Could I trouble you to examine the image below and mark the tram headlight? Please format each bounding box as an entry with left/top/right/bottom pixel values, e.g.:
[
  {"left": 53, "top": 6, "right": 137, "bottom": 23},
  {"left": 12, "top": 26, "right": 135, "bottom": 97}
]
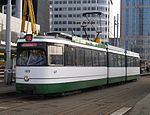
[{"left": 24, "top": 76, "right": 29, "bottom": 82}]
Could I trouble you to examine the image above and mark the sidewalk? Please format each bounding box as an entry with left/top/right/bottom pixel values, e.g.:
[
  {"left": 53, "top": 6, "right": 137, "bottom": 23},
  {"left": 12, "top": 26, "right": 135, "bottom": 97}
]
[
  {"left": 0, "top": 80, "right": 150, "bottom": 114},
  {"left": 129, "top": 94, "right": 150, "bottom": 115},
  {"left": 0, "top": 82, "right": 16, "bottom": 94}
]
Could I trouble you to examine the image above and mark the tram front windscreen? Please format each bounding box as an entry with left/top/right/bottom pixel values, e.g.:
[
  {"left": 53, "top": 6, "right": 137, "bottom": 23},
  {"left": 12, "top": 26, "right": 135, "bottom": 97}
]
[{"left": 16, "top": 42, "right": 47, "bottom": 66}]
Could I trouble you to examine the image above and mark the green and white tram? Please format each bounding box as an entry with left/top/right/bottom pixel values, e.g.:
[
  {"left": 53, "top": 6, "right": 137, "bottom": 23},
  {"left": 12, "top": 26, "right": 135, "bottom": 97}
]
[{"left": 16, "top": 32, "right": 140, "bottom": 94}]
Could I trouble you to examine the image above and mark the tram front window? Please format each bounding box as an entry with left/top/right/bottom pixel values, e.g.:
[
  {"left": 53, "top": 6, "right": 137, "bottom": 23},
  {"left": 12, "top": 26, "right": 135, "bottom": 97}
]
[{"left": 17, "top": 49, "right": 47, "bottom": 66}]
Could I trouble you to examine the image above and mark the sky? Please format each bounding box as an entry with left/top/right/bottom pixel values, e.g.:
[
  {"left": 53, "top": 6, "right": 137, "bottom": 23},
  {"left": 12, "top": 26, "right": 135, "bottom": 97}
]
[
  {"left": 110, "top": 0, "right": 121, "bottom": 38},
  {"left": 113, "top": 0, "right": 120, "bottom": 16}
]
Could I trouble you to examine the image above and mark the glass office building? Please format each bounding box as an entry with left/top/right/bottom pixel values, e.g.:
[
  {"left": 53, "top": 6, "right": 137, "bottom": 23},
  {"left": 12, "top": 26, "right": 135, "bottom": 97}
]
[{"left": 121, "top": 0, "right": 150, "bottom": 59}]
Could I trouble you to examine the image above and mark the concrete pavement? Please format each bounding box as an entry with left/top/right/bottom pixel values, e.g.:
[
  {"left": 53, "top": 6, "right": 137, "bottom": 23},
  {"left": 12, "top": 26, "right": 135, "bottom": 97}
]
[
  {"left": 0, "top": 82, "right": 16, "bottom": 94},
  {"left": 0, "top": 80, "right": 150, "bottom": 114},
  {"left": 129, "top": 94, "right": 150, "bottom": 115}
]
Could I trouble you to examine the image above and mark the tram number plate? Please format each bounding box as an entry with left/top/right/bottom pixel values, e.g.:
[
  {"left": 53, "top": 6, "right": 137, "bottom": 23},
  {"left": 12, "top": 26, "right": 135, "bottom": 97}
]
[{"left": 25, "top": 70, "right": 30, "bottom": 73}]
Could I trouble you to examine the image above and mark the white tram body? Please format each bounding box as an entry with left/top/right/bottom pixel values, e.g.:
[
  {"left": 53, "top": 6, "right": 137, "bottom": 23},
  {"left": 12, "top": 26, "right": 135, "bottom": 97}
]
[{"left": 16, "top": 33, "right": 140, "bottom": 94}]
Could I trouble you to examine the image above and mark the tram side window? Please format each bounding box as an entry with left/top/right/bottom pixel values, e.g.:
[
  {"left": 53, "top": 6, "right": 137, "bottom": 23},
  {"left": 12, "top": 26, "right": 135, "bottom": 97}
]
[
  {"left": 64, "top": 46, "right": 75, "bottom": 66},
  {"left": 99, "top": 51, "right": 106, "bottom": 66},
  {"left": 48, "top": 46, "right": 63, "bottom": 65},
  {"left": 131, "top": 57, "right": 134, "bottom": 67},
  {"left": 121, "top": 55, "right": 125, "bottom": 67},
  {"left": 114, "top": 54, "right": 118, "bottom": 67},
  {"left": 108, "top": 53, "right": 114, "bottom": 67},
  {"left": 133, "top": 57, "right": 139, "bottom": 67},
  {"left": 85, "top": 49, "right": 92, "bottom": 66},
  {"left": 118, "top": 55, "right": 122, "bottom": 67},
  {"left": 76, "top": 48, "right": 84, "bottom": 66},
  {"left": 109, "top": 53, "right": 118, "bottom": 67},
  {"left": 127, "top": 56, "right": 131, "bottom": 67},
  {"left": 135, "top": 58, "right": 140, "bottom": 67},
  {"left": 92, "top": 50, "right": 99, "bottom": 66},
  {"left": 133, "top": 57, "right": 136, "bottom": 67}
]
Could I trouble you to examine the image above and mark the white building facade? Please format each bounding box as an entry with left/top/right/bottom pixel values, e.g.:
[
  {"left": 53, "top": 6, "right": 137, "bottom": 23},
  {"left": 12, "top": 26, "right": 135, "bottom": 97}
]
[{"left": 50, "top": 0, "right": 112, "bottom": 41}]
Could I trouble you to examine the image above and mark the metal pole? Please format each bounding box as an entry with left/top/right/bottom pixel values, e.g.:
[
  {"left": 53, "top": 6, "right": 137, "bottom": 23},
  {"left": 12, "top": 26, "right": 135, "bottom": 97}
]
[
  {"left": 116, "top": 14, "right": 119, "bottom": 47},
  {"left": 114, "top": 16, "right": 116, "bottom": 46},
  {"left": 4, "top": 0, "right": 12, "bottom": 85},
  {"left": 16, "top": 0, "right": 22, "bottom": 19}
]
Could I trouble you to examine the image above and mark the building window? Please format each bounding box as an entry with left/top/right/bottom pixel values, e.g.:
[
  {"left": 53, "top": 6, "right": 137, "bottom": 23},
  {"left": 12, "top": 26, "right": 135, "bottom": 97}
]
[
  {"left": 68, "top": 7, "right": 72, "bottom": 11},
  {"left": 83, "top": 0, "right": 87, "bottom": 4},
  {"left": 68, "top": 1, "right": 72, "bottom": 4},
  {"left": 68, "top": 21, "right": 72, "bottom": 24},
  {"left": 54, "top": 14, "right": 58, "bottom": 18},
  {"left": 54, "top": 28, "right": 58, "bottom": 31},
  {"left": 77, "top": 1, "right": 81, "bottom": 4},
  {"left": 63, "top": 1, "right": 67, "bottom": 4},
  {"left": 54, "top": 1, "right": 59, "bottom": 4},
  {"left": 77, "top": 7, "right": 81, "bottom": 10},
  {"left": 92, "top": 0, "right": 96, "bottom": 3}
]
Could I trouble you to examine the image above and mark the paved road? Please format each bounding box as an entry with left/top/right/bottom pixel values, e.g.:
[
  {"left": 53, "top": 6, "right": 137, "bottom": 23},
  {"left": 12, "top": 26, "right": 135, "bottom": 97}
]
[{"left": 0, "top": 76, "right": 150, "bottom": 115}]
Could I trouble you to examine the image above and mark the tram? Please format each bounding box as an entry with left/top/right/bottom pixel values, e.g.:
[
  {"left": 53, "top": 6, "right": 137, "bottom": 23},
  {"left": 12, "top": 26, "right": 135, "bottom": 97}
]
[{"left": 16, "top": 32, "right": 140, "bottom": 94}]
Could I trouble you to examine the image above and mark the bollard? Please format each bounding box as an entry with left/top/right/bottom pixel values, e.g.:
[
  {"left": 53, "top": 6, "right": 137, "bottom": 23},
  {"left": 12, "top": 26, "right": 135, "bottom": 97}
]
[{"left": 4, "top": 69, "right": 12, "bottom": 85}]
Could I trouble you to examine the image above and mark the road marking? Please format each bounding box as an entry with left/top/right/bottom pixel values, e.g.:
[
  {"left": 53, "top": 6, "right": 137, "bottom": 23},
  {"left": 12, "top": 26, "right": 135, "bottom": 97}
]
[{"left": 110, "top": 107, "right": 132, "bottom": 115}]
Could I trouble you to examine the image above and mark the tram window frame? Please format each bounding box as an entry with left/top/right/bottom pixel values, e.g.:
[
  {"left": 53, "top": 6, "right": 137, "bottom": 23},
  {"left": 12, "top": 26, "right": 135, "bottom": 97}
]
[
  {"left": 109, "top": 53, "right": 120, "bottom": 67},
  {"left": 108, "top": 53, "right": 114, "bottom": 67},
  {"left": 99, "top": 51, "right": 106, "bottom": 66},
  {"left": 133, "top": 57, "right": 140, "bottom": 67},
  {"left": 121, "top": 55, "right": 125, "bottom": 67},
  {"left": 48, "top": 45, "right": 64, "bottom": 66},
  {"left": 130, "top": 57, "right": 134, "bottom": 67},
  {"left": 85, "top": 49, "right": 92, "bottom": 66},
  {"left": 17, "top": 49, "right": 47, "bottom": 66},
  {"left": 75, "top": 47, "right": 85, "bottom": 66},
  {"left": 118, "top": 54, "right": 122, "bottom": 67},
  {"left": 127, "top": 56, "right": 131, "bottom": 67},
  {"left": 136, "top": 58, "right": 140, "bottom": 67},
  {"left": 64, "top": 45, "right": 76, "bottom": 66},
  {"left": 114, "top": 54, "right": 118, "bottom": 67},
  {"left": 133, "top": 57, "right": 136, "bottom": 67},
  {"left": 92, "top": 50, "right": 99, "bottom": 66}
]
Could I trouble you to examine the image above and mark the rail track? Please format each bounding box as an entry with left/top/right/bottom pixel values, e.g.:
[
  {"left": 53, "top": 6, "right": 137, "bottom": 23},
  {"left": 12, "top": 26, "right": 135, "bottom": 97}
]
[{"left": 0, "top": 76, "right": 150, "bottom": 115}]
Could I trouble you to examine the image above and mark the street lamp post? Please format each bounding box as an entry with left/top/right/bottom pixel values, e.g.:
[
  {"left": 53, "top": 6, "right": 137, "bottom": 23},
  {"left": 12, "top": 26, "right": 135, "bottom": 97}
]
[
  {"left": 4, "top": 0, "right": 12, "bottom": 85},
  {"left": 114, "top": 14, "right": 119, "bottom": 47}
]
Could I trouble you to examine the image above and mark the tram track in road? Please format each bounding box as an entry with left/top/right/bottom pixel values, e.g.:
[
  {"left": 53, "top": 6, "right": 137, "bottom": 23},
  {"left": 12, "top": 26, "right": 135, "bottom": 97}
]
[
  {"left": 0, "top": 83, "right": 130, "bottom": 114},
  {"left": 0, "top": 93, "right": 34, "bottom": 111},
  {"left": 48, "top": 77, "right": 150, "bottom": 114},
  {"left": 0, "top": 77, "right": 150, "bottom": 115}
]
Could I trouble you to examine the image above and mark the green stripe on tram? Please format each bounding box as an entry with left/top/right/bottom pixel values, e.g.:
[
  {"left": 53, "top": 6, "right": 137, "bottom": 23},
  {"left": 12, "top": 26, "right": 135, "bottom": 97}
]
[
  {"left": 16, "top": 78, "right": 107, "bottom": 94},
  {"left": 126, "top": 75, "right": 140, "bottom": 81},
  {"left": 16, "top": 75, "right": 139, "bottom": 94}
]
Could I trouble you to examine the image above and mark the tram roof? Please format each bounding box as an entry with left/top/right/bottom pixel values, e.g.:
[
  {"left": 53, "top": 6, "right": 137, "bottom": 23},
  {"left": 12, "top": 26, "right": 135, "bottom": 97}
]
[{"left": 17, "top": 32, "right": 140, "bottom": 58}]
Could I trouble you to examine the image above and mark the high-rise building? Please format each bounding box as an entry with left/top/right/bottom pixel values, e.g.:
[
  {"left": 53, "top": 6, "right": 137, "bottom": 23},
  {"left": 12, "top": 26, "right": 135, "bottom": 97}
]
[
  {"left": 0, "top": 0, "right": 16, "bottom": 16},
  {"left": 121, "top": 0, "right": 150, "bottom": 59},
  {"left": 37, "top": 0, "right": 50, "bottom": 33},
  {"left": 50, "top": 0, "right": 112, "bottom": 41}
]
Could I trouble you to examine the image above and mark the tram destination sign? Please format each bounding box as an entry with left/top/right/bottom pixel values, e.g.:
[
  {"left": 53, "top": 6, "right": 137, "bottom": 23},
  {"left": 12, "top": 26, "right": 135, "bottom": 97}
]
[{"left": 19, "top": 42, "right": 46, "bottom": 48}]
